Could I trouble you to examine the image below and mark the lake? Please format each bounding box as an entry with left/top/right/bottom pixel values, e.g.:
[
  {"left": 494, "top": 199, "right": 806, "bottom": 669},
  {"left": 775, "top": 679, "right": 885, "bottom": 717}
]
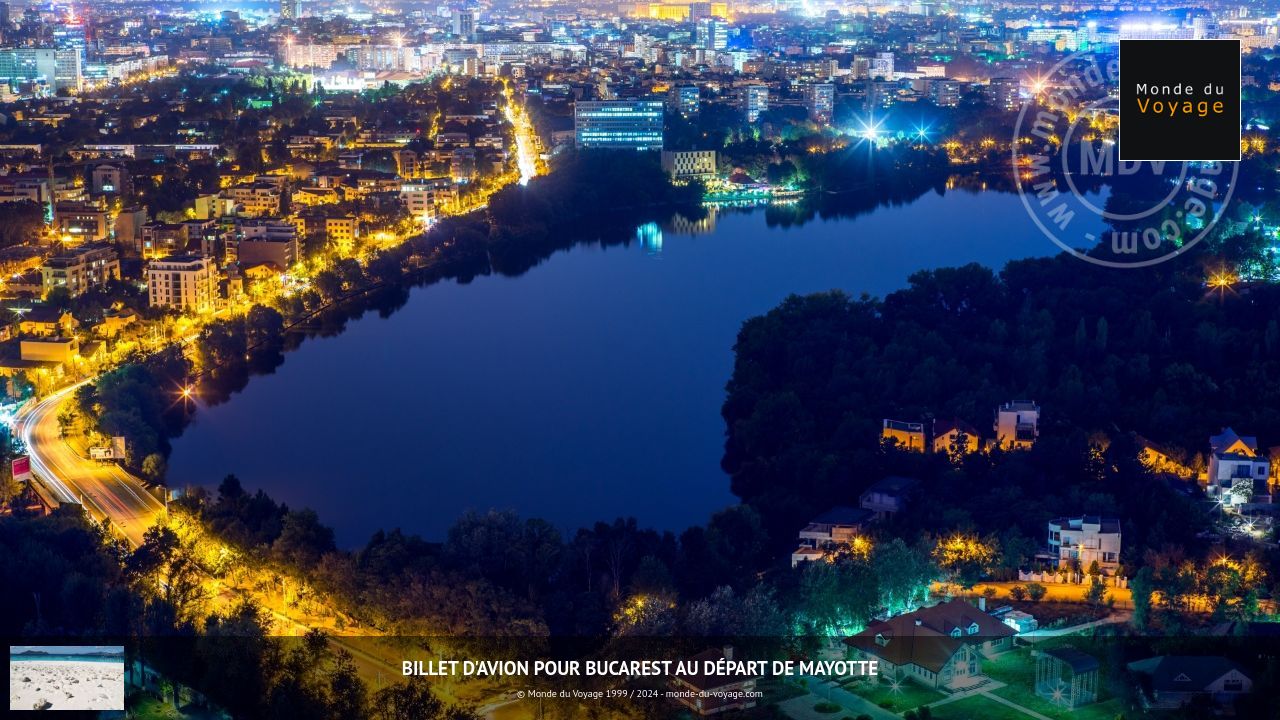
[{"left": 168, "top": 188, "right": 1107, "bottom": 546}]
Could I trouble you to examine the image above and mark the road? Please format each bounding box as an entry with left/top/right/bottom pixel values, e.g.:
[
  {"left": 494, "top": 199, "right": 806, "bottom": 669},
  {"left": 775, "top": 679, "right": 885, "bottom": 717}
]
[{"left": 16, "top": 381, "right": 165, "bottom": 548}]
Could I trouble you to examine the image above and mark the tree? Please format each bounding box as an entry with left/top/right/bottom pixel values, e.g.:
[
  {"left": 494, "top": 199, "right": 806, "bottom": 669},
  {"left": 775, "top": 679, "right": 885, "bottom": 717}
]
[
  {"left": 1025, "top": 582, "right": 1047, "bottom": 602},
  {"left": 1085, "top": 576, "right": 1108, "bottom": 607},
  {"left": 141, "top": 453, "right": 167, "bottom": 483},
  {"left": 1009, "top": 585, "right": 1027, "bottom": 602},
  {"left": 1131, "top": 566, "right": 1154, "bottom": 630}
]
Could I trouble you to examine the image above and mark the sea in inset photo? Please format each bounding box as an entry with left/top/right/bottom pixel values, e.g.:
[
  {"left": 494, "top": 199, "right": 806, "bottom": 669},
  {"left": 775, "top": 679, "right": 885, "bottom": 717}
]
[{"left": 9, "top": 645, "right": 125, "bottom": 711}]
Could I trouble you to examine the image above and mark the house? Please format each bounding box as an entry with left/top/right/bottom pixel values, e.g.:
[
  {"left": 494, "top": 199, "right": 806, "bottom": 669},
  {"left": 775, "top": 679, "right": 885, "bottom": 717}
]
[
  {"left": 1207, "top": 428, "right": 1270, "bottom": 508},
  {"left": 669, "top": 646, "right": 759, "bottom": 715},
  {"left": 20, "top": 336, "right": 78, "bottom": 365},
  {"left": 882, "top": 418, "right": 925, "bottom": 451},
  {"left": 845, "top": 599, "right": 1015, "bottom": 691},
  {"left": 994, "top": 401, "right": 1039, "bottom": 449},
  {"left": 932, "top": 418, "right": 981, "bottom": 454},
  {"left": 860, "top": 476, "right": 919, "bottom": 520},
  {"left": 1127, "top": 656, "right": 1252, "bottom": 710},
  {"left": 1046, "top": 516, "right": 1121, "bottom": 577},
  {"left": 18, "top": 306, "right": 78, "bottom": 337},
  {"left": 791, "top": 506, "right": 872, "bottom": 567}
]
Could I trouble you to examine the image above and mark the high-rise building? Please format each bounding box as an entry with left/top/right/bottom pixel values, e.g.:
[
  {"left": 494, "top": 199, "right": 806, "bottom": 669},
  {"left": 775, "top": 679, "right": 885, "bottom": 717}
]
[
  {"left": 928, "top": 78, "right": 961, "bottom": 107},
  {"left": 452, "top": 9, "right": 476, "bottom": 41},
  {"left": 0, "top": 48, "right": 57, "bottom": 94},
  {"left": 742, "top": 85, "right": 768, "bottom": 122},
  {"left": 988, "top": 76, "right": 1020, "bottom": 110},
  {"left": 695, "top": 18, "right": 728, "bottom": 51},
  {"left": 280, "top": 0, "right": 301, "bottom": 20},
  {"left": 805, "top": 83, "right": 835, "bottom": 123},
  {"left": 574, "top": 100, "right": 664, "bottom": 151},
  {"left": 54, "top": 48, "right": 82, "bottom": 93}
]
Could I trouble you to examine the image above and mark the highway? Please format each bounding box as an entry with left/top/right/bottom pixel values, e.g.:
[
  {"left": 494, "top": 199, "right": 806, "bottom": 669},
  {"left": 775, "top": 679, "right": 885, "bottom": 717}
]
[{"left": 16, "top": 381, "right": 165, "bottom": 548}]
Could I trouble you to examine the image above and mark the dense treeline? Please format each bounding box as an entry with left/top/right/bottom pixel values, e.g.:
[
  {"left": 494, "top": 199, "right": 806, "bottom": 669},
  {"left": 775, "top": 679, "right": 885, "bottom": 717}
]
[{"left": 721, "top": 253, "right": 1280, "bottom": 558}]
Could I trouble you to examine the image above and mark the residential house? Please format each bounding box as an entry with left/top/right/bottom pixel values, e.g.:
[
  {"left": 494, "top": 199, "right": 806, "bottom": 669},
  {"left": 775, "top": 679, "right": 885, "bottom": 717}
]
[
  {"left": 1207, "top": 428, "right": 1270, "bottom": 508},
  {"left": 932, "top": 418, "right": 981, "bottom": 454},
  {"left": 1127, "top": 656, "right": 1252, "bottom": 710},
  {"left": 20, "top": 336, "right": 78, "bottom": 365},
  {"left": 669, "top": 646, "right": 759, "bottom": 715},
  {"left": 882, "top": 418, "right": 925, "bottom": 452},
  {"left": 791, "top": 506, "right": 872, "bottom": 567},
  {"left": 1046, "top": 516, "right": 1121, "bottom": 577},
  {"left": 845, "top": 599, "right": 1015, "bottom": 691},
  {"left": 859, "top": 476, "right": 919, "bottom": 520},
  {"left": 994, "top": 401, "right": 1039, "bottom": 449},
  {"left": 18, "top": 306, "right": 78, "bottom": 337}
]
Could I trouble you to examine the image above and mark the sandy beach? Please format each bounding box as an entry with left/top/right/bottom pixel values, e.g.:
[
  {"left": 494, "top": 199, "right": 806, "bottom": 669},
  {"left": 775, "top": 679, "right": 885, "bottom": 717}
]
[{"left": 10, "top": 660, "right": 125, "bottom": 711}]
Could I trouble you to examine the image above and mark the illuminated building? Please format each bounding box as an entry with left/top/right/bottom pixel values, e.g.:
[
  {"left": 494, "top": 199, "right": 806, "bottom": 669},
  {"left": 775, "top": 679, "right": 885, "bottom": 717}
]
[
  {"left": 280, "top": 0, "right": 301, "bottom": 20},
  {"left": 146, "top": 255, "right": 217, "bottom": 313},
  {"left": 574, "top": 100, "right": 664, "bottom": 151},
  {"left": 696, "top": 17, "right": 728, "bottom": 51},
  {"left": 633, "top": 2, "right": 729, "bottom": 21},
  {"left": 1046, "top": 516, "right": 1121, "bottom": 575},
  {"left": 928, "top": 78, "right": 961, "bottom": 107},
  {"left": 994, "top": 401, "right": 1039, "bottom": 449},
  {"left": 871, "top": 51, "right": 894, "bottom": 80},
  {"left": 661, "top": 150, "right": 716, "bottom": 182},
  {"left": 988, "top": 76, "right": 1020, "bottom": 110},
  {"left": 0, "top": 48, "right": 56, "bottom": 94},
  {"left": 881, "top": 418, "right": 925, "bottom": 451},
  {"left": 40, "top": 243, "right": 120, "bottom": 298},
  {"left": 742, "top": 85, "right": 768, "bottom": 122},
  {"left": 452, "top": 9, "right": 476, "bottom": 41},
  {"left": 805, "top": 82, "right": 834, "bottom": 122},
  {"left": 668, "top": 84, "right": 699, "bottom": 116}
]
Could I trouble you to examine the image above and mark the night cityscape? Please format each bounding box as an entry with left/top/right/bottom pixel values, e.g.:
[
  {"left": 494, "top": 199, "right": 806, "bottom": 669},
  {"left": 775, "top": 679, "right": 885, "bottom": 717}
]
[{"left": 1, "top": 0, "right": 1279, "bottom": 718}]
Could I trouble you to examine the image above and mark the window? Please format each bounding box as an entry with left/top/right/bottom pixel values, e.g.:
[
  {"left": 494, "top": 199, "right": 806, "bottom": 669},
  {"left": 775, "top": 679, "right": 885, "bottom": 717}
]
[
  {"left": 950, "top": 628, "right": 961, "bottom": 638},
  {"left": 1224, "top": 677, "right": 1243, "bottom": 692},
  {"left": 967, "top": 623, "right": 979, "bottom": 635}
]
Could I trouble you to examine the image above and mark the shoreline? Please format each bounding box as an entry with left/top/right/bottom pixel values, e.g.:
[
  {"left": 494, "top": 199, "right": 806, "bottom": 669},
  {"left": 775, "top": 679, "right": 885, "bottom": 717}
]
[{"left": 10, "top": 660, "right": 125, "bottom": 711}]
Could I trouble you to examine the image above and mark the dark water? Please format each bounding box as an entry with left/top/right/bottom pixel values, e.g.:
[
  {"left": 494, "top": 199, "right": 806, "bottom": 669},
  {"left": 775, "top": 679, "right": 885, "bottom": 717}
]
[{"left": 168, "top": 189, "right": 1107, "bottom": 546}]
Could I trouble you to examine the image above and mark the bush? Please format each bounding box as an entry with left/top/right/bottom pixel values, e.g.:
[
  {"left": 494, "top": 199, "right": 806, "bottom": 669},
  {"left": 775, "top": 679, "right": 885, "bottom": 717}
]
[
  {"left": 1026, "top": 582, "right": 1047, "bottom": 602},
  {"left": 814, "top": 702, "right": 841, "bottom": 713},
  {"left": 1010, "top": 585, "right": 1028, "bottom": 601}
]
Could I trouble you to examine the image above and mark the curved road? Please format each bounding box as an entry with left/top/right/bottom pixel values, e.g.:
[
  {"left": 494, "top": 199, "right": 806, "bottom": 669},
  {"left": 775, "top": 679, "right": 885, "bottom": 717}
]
[{"left": 16, "top": 381, "right": 165, "bottom": 548}]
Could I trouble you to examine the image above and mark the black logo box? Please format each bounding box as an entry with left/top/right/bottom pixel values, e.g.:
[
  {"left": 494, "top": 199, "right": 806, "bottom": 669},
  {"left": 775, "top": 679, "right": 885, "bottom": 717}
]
[{"left": 1118, "top": 38, "right": 1241, "bottom": 162}]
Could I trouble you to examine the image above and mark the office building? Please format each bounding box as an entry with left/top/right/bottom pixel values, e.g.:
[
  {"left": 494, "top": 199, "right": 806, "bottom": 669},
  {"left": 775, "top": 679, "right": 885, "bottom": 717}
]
[
  {"left": 805, "top": 83, "right": 835, "bottom": 123},
  {"left": 280, "top": 0, "right": 302, "bottom": 20},
  {"left": 742, "top": 85, "right": 768, "bottom": 122},
  {"left": 452, "top": 9, "right": 476, "bottom": 41},
  {"left": 696, "top": 18, "right": 728, "bottom": 51},
  {"left": 0, "top": 48, "right": 56, "bottom": 94},
  {"left": 668, "top": 85, "right": 699, "bottom": 116},
  {"left": 574, "top": 100, "right": 664, "bottom": 151}
]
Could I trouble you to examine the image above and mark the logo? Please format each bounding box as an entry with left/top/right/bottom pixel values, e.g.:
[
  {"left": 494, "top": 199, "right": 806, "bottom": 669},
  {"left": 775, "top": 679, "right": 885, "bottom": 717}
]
[{"left": 1013, "top": 51, "right": 1238, "bottom": 268}]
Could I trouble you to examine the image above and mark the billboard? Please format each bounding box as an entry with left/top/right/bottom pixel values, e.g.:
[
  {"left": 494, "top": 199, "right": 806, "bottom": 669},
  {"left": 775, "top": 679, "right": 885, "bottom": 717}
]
[{"left": 11, "top": 455, "right": 31, "bottom": 483}]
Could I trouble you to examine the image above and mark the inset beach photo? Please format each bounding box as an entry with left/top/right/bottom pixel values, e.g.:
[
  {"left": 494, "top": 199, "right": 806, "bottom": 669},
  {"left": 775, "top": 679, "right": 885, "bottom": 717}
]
[{"left": 10, "top": 646, "right": 125, "bottom": 711}]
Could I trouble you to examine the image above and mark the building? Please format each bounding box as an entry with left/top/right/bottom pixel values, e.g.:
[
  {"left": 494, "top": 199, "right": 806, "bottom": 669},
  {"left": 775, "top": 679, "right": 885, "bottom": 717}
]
[
  {"left": 451, "top": 9, "right": 476, "bottom": 41},
  {"left": 1207, "top": 428, "right": 1270, "bottom": 508},
  {"left": 669, "top": 84, "right": 700, "bottom": 116},
  {"left": 20, "top": 336, "right": 78, "bottom": 365},
  {"left": 226, "top": 183, "right": 282, "bottom": 217},
  {"left": 871, "top": 51, "right": 895, "bottom": 80},
  {"left": 846, "top": 599, "right": 1015, "bottom": 691},
  {"left": 742, "top": 85, "right": 768, "bottom": 122},
  {"left": 860, "top": 476, "right": 919, "bottom": 520},
  {"left": 574, "top": 100, "right": 664, "bottom": 151},
  {"left": 882, "top": 418, "right": 925, "bottom": 451},
  {"left": 53, "top": 202, "right": 111, "bottom": 242},
  {"left": 805, "top": 83, "right": 835, "bottom": 123},
  {"left": 1047, "top": 516, "right": 1121, "bottom": 576},
  {"left": 928, "top": 78, "right": 962, "bottom": 107},
  {"left": 932, "top": 418, "right": 981, "bottom": 454},
  {"left": 91, "top": 164, "right": 128, "bottom": 195},
  {"left": 233, "top": 219, "right": 299, "bottom": 269},
  {"left": 40, "top": 243, "right": 120, "bottom": 297},
  {"left": 146, "top": 255, "right": 217, "bottom": 313},
  {"left": 695, "top": 18, "right": 728, "bottom": 51},
  {"left": 670, "top": 646, "right": 758, "bottom": 715},
  {"left": 994, "top": 401, "right": 1039, "bottom": 449},
  {"left": 0, "top": 48, "right": 57, "bottom": 94},
  {"left": 791, "top": 506, "right": 872, "bottom": 567},
  {"left": 326, "top": 215, "right": 360, "bottom": 251},
  {"left": 279, "top": 0, "right": 301, "bottom": 20},
  {"left": 988, "top": 76, "right": 1020, "bottom": 110},
  {"left": 660, "top": 150, "right": 716, "bottom": 182},
  {"left": 54, "top": 48, "right": 81, "bottom": 93},
  {"left": 1127, "top": 656, "right": 1251, "bottom": 710}
]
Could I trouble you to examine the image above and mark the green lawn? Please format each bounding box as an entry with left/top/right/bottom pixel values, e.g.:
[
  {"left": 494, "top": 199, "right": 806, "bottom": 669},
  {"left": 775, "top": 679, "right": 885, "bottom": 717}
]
[
  {"left": 930, "top": 695, "right": 1036, "bottom": 720},
  {"left": 849, "top": 679, "right": 946, "bottom": 713},
  {"left": 982, "top": 643, "right": 1127, "bottom": 720}
]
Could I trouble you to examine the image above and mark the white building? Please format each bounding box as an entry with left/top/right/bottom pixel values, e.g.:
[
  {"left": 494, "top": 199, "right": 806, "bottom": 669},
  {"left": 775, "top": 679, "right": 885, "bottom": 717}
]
[
  {"left": 742, "top": 85, "right": 768, "bottom": 122},
  {"left": 1207, "top": 428, "right": 1270, "bottom": 508},
  {"left": 660, "top": 150, "right": 717, "bottom": 182},
  {"left": 147, "top": 255, "right": 217, "bottom": 313},
  {"left": 994, "top": 401, "right": 1039, "bottom": 449},
  {"left": 791, "top": 506, "right": 872, "bottom": 567},
  {"left": 1047, "top": 516, "right": 1121, "bottom": 576}
]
